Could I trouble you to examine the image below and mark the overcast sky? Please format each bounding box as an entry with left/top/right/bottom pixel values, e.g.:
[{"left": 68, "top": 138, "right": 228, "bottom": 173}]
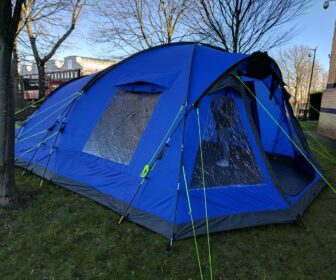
[{"left": 56, "top": 1, "right": 336, "bottom": 72}]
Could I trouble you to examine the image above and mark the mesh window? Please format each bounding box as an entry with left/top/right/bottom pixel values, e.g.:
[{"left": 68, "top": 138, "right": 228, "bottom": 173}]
[
  {"left": 83, "top": 91, "right": 160, "bottom": 165},
  {"left": 191, "top": 95, "right": 264, "bottom": 188}
]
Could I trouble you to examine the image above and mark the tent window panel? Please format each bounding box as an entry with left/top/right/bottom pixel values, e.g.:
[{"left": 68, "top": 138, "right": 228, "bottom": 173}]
[
  {"left": 83, "top": 91, "right": 160, "bottom": 165},
  {"left": 191, "top": 95, "right": 264, "bottom": 188}
]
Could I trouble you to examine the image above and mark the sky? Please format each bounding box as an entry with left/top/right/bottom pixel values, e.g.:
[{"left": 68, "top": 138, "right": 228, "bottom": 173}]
[
  {"left": 56, "top": 1, "right": 336, "bottom": 72},
  {"left": 271, "top": 0, "right": 336, "bottom": 71}
]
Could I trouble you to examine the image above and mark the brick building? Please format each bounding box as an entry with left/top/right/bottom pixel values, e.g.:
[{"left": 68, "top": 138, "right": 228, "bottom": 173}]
[{"left": 318, "top": 24, "right": 336, "bottom": 139}]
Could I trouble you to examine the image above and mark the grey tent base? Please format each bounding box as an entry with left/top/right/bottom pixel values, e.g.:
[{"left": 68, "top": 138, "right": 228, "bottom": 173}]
[{"left": 16, "top": 158, "right": 325, "bottom": 240}]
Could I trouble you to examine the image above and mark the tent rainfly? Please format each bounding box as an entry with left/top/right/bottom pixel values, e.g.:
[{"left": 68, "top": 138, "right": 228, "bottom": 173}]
[{"left": 15, "top": 43, "right": 325, "bottom": 243}]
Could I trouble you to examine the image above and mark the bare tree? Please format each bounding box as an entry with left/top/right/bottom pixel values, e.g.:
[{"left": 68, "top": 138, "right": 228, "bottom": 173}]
[
  {"left": 187, "top": 0, "right": 313, "bottom": 53},
  {"left": 276, "top": 45, "right": 326, "bottom": 113},
  {"left": 22, "top": 0, "right": 86, "bottom": 99},
  {"left": 0, "top": 0, "right": 25, "bottom": 207},
  {"left": 13, "top": 18, "right": 25, "bottom": 112},
  {"left": 93, "top": 0, "right": 190, "bottom": 56},
  {"left": 310, "top": 63, "right": 328, "bottom": 93}
]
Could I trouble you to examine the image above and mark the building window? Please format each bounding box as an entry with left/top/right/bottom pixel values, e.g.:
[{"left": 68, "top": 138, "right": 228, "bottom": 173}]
[{"left": 68, "top": 60, "right": 73, "bottom": 69}]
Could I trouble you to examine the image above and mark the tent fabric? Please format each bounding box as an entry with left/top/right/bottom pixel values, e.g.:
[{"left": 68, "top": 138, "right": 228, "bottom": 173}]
[
  {"left": 15, "top": 43, "right": 325, "bottom": 241},
  {"left": 115, "top": 72, "right": 178, "bottom": 88}
]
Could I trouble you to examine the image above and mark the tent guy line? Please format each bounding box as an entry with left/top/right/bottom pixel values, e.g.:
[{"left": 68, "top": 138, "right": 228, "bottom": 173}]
[
  {"left": 40, "top": 93, "right": 83, "bottom": 187},
  {"left": 196, "top": 107, "right": 213, "bottom": 280},
  {"left": 182, "top": 165, "right": 204, "bottom": 280},
  {"left": 16, "top": 93, "right": 80, "bottom": 139},
  {"left": 235, "top": 75, "right": 335, "bottom": 194}
]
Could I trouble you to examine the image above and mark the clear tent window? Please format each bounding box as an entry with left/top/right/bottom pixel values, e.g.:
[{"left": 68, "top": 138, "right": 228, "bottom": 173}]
[{"left": 83, "top": 90, "right": 160, "bottom": 165}]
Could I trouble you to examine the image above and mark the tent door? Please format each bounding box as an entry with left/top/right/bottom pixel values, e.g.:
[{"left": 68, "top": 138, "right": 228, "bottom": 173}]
[
  {"left": 247, "top": 80, "right": 315, "bottom": 196},
  {"left": 190, "top": 89, "right": 267, "bottom": 189}
]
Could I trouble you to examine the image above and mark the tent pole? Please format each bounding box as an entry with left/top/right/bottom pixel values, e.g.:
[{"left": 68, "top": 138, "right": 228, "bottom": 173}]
[
  {"left": 117, "top": 104, "right": 186, "bottom": 224},
  {"left": 167, "top": 45, "right": 196, "bottom": 250},
  {"left": 39, "top": 94, "right": 82, "bottom": 186},
  {"left": 167, "top": 101, "right": 188, "bottom": 251},
  {"left": 117, "top": 178, "right": 146, "bottom": 224},
  {"left": 16, "top": 92, "right": 81, "bottom": 140},
  {"left": 20, "top": 125, "right": 56, "bottom": 176},
  {"left": 17, "top": 94, "right": 80, "bottom": 176}
]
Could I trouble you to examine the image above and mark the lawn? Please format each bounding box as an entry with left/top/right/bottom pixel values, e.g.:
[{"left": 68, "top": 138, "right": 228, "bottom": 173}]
[{"left": 1, "top": 122, "right": 336, "bottom": 279}]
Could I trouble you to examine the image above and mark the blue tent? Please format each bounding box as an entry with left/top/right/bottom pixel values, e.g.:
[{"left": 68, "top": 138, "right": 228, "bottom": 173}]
[{"left": 15, "top": 43, "right": 324, "bottom": 242}]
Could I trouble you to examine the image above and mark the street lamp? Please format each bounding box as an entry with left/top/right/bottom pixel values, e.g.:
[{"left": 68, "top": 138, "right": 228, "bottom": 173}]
[
  {"left": 323, "top": 0, "right": 336, "bottom": 9},
  {"left": 304, "top": 47, "right": 317, "bottom": 120}
]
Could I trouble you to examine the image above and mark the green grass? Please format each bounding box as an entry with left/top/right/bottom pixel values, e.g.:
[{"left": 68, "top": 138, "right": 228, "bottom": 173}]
[
  {"left": 1, "top": 123, "right": 336, "bottom": 279},
  {"left": 300, "top": 120, "right": 319, "bottom": 132}
]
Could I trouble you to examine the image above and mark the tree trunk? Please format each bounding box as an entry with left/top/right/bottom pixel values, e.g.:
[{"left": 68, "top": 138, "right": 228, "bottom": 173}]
[
  {"left": 37, "top": 62, "right": 45, "bottom": 100},
  {"left": 294, "top": 84, "right": 298, "bottom": 116},
  {"left": 12, "top": 38, "right": 24, "bottom": 112},
  {"left": 0, "top": 37, "right": 17, "bottom": 207}
]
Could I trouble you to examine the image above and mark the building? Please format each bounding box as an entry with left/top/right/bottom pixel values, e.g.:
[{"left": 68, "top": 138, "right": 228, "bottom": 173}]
[
  {"left": 19, "top": 55, "right": 117, "bottom": 100},
  {"left": 62, "top": 56, "right": 115, "bottom": 75},
  {"left": 20, "top": 55, "right": 116, "bottom": 77},
  {"left": 20, "top": 59, "right": 64, "bottom": 76},
  {"left": 318, "top": 24, "right": 336, "bottom": 139}
]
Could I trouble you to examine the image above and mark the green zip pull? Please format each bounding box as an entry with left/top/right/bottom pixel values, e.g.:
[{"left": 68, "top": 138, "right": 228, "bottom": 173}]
[{"left": 140, "top": 164, "right": 150, "bottom": 178}]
